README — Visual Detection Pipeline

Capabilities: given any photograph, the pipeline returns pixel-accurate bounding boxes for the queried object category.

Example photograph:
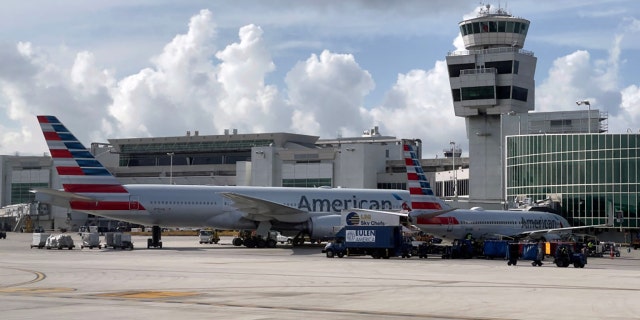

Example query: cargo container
[30,232,50,249]
[105,232,134,250]
[81,232,102,249]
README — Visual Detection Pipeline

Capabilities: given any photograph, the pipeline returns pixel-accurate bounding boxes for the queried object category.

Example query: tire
[232,238,243,246]
[337,252,344,258]
[326,249,334,258]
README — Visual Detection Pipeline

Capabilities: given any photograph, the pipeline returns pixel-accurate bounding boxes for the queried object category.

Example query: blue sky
[0,0,639,158]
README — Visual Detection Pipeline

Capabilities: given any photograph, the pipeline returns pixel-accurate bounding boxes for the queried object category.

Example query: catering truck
[323,225,412,259]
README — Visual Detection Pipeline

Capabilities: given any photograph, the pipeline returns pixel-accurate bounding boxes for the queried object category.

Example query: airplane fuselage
[414,209,571,240]
[74,184,409,229]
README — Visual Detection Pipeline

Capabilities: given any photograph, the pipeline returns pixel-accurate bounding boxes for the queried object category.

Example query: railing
[448,47,534,57]
[460,68,497,75]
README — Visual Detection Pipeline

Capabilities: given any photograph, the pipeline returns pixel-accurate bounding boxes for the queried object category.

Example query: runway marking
[96,290,199,299]
[0,287,75,293]
[0,267,46,288]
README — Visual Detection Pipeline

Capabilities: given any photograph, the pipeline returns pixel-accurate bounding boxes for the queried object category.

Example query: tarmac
[1,232,640,320]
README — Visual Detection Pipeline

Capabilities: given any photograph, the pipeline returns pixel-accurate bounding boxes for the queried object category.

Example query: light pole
[576,100,591,133]
[450,141,457,199]
[167,152,174,184]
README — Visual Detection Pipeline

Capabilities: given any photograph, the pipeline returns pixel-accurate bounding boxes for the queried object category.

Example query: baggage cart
[30,232,51,249]
[105,232,134,250]
[45,234,75,250]
[80,232,102,249]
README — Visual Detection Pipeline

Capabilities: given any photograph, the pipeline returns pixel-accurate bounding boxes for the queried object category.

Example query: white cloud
[285,50,375,138]
[0,5,638,161]
[368,61,466,157]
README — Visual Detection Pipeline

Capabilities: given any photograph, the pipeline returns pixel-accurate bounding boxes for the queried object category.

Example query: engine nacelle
[308,215,341,240]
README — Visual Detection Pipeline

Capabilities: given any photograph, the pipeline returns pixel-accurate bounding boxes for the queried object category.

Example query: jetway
[0,203,51,232]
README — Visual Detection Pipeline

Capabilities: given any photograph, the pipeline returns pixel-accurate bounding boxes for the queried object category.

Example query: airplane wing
[220,192,311,223]
[519,224,609,237]
[31,188,96,209]
[408,208,457,221]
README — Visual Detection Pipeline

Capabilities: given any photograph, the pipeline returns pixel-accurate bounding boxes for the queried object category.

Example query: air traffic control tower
[446,5,536,207]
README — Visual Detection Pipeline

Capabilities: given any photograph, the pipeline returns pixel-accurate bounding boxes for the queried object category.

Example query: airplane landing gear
[147,225,162,249]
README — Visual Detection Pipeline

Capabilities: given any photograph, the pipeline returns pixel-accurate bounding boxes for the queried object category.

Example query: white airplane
[381,144,607,241]
[33,115,410,248]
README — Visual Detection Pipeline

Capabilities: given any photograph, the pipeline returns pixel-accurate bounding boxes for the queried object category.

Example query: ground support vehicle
[105,232,134,250]
[554,244,586,268]
[30,232,50,249]
[231,230,281,248]
[275,232,292,244]
[45,234,75,250]
[602,242,620,257]
[198,229,220,244]
[443,239,476,259]
[416,242,430,259]
[323,226,412,259]
[80,232,102,249]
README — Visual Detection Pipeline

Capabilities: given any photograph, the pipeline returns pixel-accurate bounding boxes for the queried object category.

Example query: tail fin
[37,115,127,194]
[403,143,450,211]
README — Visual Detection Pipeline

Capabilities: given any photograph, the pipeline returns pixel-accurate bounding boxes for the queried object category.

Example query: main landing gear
[147,225,163,249]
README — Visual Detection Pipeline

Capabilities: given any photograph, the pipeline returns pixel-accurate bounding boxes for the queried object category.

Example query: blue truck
[322,225,412,259]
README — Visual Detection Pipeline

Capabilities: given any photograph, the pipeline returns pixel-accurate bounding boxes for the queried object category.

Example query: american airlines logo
[521,217,559,229]
[297,195,394,213]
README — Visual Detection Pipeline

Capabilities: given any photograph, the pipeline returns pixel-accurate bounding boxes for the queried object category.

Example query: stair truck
[323,225,413,259]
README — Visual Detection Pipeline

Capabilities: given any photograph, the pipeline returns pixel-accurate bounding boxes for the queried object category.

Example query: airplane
[33,115,410,248]
[357,143,609,242]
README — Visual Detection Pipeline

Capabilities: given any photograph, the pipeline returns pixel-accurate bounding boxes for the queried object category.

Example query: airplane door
[129,196,140,210]
[447,217,454,231]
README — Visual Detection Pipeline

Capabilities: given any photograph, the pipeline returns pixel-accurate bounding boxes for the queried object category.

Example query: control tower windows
[485,61,513,74]
[460,21,529,35]
[496,86,510,99]
[448,63,476,77]
[512,86,528,102]
[498,21,506,32]
[461,86,494,100]
[452,89,461,102]
[506,21,514,33]
[449,61,518,77]
[489,21,497,32]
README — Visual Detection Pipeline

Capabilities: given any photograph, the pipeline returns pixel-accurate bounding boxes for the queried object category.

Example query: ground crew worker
[532,242,544,266]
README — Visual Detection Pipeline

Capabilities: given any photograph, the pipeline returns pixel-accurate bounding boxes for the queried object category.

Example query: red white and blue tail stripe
[37,115,128,194]
[403,144,450,211]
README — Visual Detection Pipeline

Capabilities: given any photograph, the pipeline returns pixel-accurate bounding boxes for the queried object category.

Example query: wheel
[326,249,335,258]
[337,252,344,258]
[147,238,152,248]
[267,239,277,248]
[232,238,243,246]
